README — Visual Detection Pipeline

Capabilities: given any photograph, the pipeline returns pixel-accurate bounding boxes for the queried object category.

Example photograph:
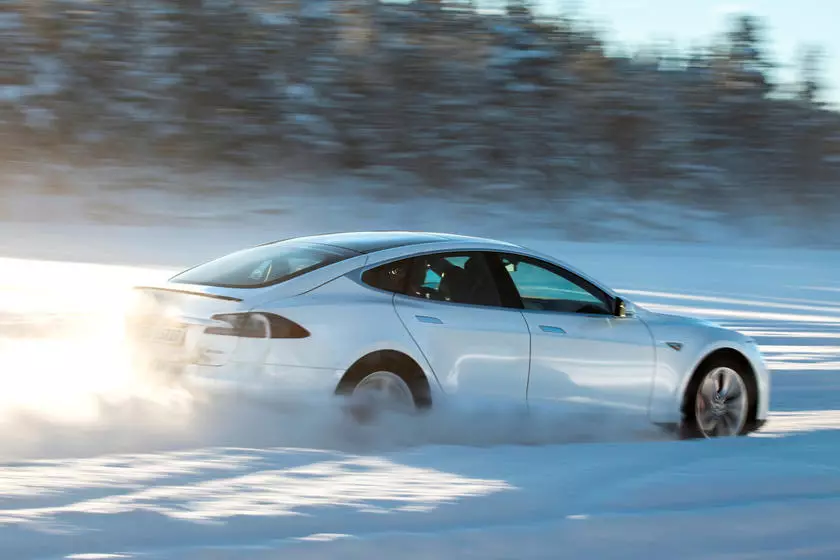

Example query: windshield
[170,241,358,288]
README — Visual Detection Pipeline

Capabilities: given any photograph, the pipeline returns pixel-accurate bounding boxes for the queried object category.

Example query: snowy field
[1,219,839,559]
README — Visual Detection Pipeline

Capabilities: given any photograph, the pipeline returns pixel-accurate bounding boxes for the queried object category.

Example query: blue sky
[535,0,838,105]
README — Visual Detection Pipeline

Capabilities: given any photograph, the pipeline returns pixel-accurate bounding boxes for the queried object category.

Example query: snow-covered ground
[3,164,838,264]
[1,199,839,558]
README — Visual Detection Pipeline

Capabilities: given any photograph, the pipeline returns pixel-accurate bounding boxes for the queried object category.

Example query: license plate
[151,326,186,345]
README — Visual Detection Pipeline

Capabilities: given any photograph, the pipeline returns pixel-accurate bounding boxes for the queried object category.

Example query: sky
[536,0,838,106]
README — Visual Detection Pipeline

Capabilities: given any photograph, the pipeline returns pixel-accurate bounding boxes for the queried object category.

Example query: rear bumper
[182,362,345,402]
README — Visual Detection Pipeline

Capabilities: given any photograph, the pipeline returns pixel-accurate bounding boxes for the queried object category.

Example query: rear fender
[255,276,444,397]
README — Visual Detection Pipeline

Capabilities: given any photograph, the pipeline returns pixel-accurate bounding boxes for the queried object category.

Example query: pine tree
[798,46,823,106]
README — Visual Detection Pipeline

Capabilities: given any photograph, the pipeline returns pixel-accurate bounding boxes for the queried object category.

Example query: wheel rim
[695,366,748,437]
[353,371,415,412]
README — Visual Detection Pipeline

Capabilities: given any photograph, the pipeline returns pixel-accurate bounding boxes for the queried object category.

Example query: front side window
[404,252,502,307]
[498,255,612,315]
[171,242,357,288]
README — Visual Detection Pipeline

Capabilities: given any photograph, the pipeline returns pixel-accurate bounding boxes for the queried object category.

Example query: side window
[500,255,612,315]
[362,258,411,293]
[405,252,502,307]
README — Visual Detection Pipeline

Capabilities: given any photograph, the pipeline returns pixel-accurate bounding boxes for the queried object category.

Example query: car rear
[124,239,362,383]
[125,285,251,379]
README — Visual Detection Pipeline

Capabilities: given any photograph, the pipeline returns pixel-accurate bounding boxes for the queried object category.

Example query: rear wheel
[346,370,418,423]
[681,360,754,439]
[355,370,415,408]
[336,351,431,423]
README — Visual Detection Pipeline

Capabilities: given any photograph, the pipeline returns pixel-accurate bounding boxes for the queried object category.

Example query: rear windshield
[170,241,358,288]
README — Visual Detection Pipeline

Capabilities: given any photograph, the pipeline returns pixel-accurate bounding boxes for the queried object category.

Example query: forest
[2,0,839,202]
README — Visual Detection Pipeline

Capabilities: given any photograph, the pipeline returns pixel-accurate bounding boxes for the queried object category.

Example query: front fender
[647,323,769,423]
[677,339,769,422]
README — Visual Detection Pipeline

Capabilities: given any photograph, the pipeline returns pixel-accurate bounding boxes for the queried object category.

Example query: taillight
[206,313,310,339]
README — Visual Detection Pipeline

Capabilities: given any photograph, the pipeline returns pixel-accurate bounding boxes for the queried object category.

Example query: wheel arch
[335,349,433,409]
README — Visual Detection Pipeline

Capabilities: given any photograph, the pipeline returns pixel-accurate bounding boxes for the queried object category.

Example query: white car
[126,231,770,438]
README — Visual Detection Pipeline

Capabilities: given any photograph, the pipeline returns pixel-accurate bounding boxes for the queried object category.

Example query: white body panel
[522,311,655,414]
[393,294,530,400]
[125,231,771,431]
[258,277,436,392]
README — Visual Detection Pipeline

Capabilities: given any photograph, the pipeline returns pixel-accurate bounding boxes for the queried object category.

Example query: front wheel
[681,360,754,439]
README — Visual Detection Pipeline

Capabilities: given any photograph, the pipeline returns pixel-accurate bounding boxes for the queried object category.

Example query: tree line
[2,0,839,199]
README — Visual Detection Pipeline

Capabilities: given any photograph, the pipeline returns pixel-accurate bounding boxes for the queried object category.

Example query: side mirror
[614,297,633,318]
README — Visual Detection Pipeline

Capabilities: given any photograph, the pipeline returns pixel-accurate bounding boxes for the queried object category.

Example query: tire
[345,369,421,423]
[680,357,756,439]
[336,351,431,423]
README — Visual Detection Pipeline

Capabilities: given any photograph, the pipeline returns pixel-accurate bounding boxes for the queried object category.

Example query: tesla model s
[125,231,769,438]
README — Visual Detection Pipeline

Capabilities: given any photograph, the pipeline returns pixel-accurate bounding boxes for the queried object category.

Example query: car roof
[289,231,518,254]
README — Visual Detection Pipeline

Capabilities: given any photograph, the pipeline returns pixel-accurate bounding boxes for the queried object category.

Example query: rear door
[392,251,531,401]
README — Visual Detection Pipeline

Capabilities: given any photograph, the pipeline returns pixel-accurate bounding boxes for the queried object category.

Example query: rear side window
[405,252,502,307]
[170,242,357,288]
[362,258,412,293]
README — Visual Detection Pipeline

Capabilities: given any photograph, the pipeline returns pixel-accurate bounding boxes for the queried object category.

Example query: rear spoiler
[132,286,243,302]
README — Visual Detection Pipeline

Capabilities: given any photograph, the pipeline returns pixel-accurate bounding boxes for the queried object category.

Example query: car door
[491,253,656,415]
[392,251,531,401]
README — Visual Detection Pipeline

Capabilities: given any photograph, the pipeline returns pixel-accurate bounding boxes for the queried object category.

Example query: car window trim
[357,248,614,315]
[356,252,508,310]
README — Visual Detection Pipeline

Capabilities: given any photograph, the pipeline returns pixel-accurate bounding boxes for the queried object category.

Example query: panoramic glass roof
[293,232,451,254]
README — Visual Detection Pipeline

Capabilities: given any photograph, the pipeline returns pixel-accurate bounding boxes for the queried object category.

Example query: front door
[493,254,656,415]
